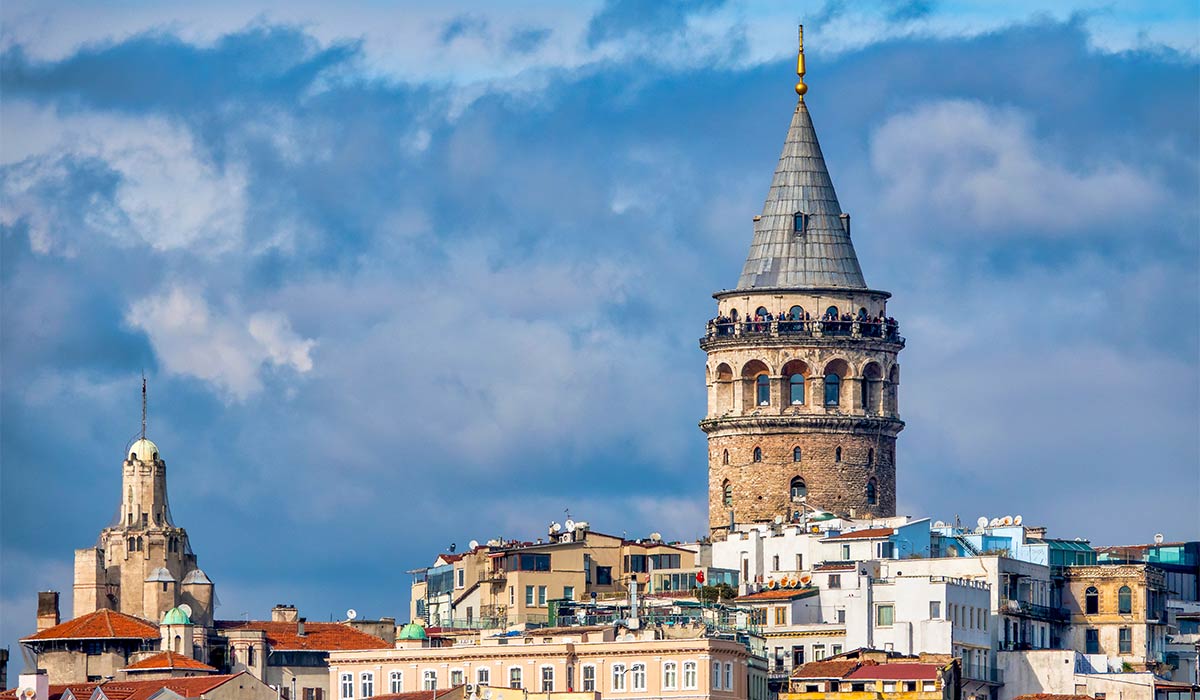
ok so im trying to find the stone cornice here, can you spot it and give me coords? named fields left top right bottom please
left=700, top=335, right=904, bottom=353
left=700, top=415, right=904, bottom=436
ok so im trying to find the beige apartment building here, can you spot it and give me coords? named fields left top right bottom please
left=1062, top=564, right=1169, bottom=671
left=410, top=524, right=735, bottom=629
left=328, top=625, right=768, bottom=700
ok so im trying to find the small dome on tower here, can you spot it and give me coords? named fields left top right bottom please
left=181, top=569, right=212, bottom=586
left=398, top=623, right=427, bottom=640
left=145, top=567, right=175, bottom=583
left=161, top=606, right=192, bottom=625
left=128, top=438, right=160, bottom=462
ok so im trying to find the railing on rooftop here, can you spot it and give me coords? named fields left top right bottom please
left=962, top=665, right=1004, bottom=684
left=999, top=597, right=1070, bottom=623
left=705, top=319, right=903, bottom=344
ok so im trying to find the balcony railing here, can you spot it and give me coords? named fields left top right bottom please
left=705, top=319, right=903, bottom=344
left=999, top=597, right=1070, bottom=623
left=962, top=665, right=1004, bottom=685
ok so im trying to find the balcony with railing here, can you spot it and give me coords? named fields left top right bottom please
left=962, top=664, right=1004, bottom=685
left=704, top=318, right=903, bottom=345
left=999, top=597, right=1070, bottom=623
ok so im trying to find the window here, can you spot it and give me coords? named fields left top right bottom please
left=1119, top=627, right=1132, bottom=654
left=922, top=682, right=936, bottom=692
left=631, top=664, right=646, bottom=691
left=448, top=670, right=462, bottom=686
left=866, top=479, right=877, bottom=505
left=1085, top=628, right=1100, bottom=654
left=526, top=585, right=535, bottom=606
left=930, top=601, right=941, bottom=619
left=722, top=449, right=729, bottom=465
left=793, top=211, right=807, bottom=233
left=1118, top=586, right=1132, bottom=614
left=509, top=667, right=522, bottom=689
left=1085, top=586, right=1099, bottom=614
left=828, top=574, right=841, bottom=588
left=456, top=568, right=464, bottom=588
left=835, top=446, right=842, bottom=462
left=723, top=663, right=732, bottom=691
left=775, top=606, right=788, bottom=625
left=753, top=446, right=763, bottom=462
left=504, top=553, right=552, bottom=571
left=756, top=374, right=770, bottom=406
left=793, top=446, right=802, bottom=462
left=597, top=566, right=613, bottom=585
left=662, top=662, right=678, bottom=690
left=796, top=554, right=804, bottom=570
left=841, top=544, right=851, bottom=560
left=389, top=672, right=402, bottom=694
left=790, top=374, right=805, bottom=404
left=826, top=306, right=838, bottom=318
left=878, top=541, right=894, bottom=558
left=611, top=664, right=626, bottom=691
left=340, top=674, right=353, bottom=699
left=541, top=667, right=554, bottom=692
left=477, top=668, right=490, bottom=686
left=791, top=476, right=807, bottom=502
left=722, top=480, right=732, bottom=507
left=832, top=644, right=843, bottom=655
left=711, top=661, right=721, bottom=689
left=360, top=673, right=373, bottom=698
left=683, top=661, right=697, bottom=689
left=836, top=608, right=846, bottom=624
left=876, top=604, right=895, bottom=627
left=582, top=665, right=595, bottom=692
left=538, top=585, right=547, bottom=606
left=825, top=374, right=840, bottom=406
left=563, top=586, right=574, bottom=600
left=868, top=448, right=874, bottom=466
left=813, top=644, right=826, bottom=661
left=423, top=670, right=438, bottom=690
left=790, top=305, right=804, bottom=320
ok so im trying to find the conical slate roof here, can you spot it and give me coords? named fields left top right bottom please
left=736, top=98, right=867, bottom=291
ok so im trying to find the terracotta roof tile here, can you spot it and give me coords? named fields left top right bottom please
left=736, top=588, right=819, bottom=602
left=826, top=528, right=894, bottom=540
left=792, top=660, right=863, bottom=679
left=23, top=610, right=159, bottom=641
left=96, top=673, right=248, bottom=700
left=124, top=652, right=217, bottom=672
left=0, top=683, right=101, bottom=700
left=370, top=688, right=465, bottom=700
left=1013, top=695, right=1095, bottom=700
left=846, top=663, right=940, bottom=681
left=214, top=621, right=390, bottom=651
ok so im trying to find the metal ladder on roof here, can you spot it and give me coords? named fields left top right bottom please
left=955, top=535, right=982, bottom=556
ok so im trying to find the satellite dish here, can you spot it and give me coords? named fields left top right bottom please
left=1002, top=516, right=1013, bottom=526
left=774, top=515, right=785, bottom=525
left=551, top=522, right=562, bottom=533
left=469, top=539, right=480, bottom=550
left=1154, top=533, right=1164, bottom=544
left=976, top=516, right=988, bottom=529
left=1013, top=515, right=1023, bottom=526
left=178, top=603, right=193, bottom=618
left=933, top=521, right=945, bottom=528
left=346, top=608, right=358, bottom=620
left=565, top=519, right=576, bottom=532
left=989, top=518, right=1001, bottom=527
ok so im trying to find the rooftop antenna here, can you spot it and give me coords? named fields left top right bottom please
left=141, top=372, right=148, bottom=440
left=795, top=25, right=808, bottom=99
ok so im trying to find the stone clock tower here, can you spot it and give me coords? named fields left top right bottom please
left=701, top=27, right=904, bottom=535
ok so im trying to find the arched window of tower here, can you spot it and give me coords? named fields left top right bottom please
left=868, top=448, right=874, bottom=467
left=792, top=447, right=802, bottom=462
left=730, top=308, right=739, bottom=322
left=753, top=447, right=763, bottom=463
left=790, top=477, right=808, bottom=502
left=755, top=306, right=769, bottom=317
left=721, top=480, right=732, bottom=507
left=824, top=373, right=841, bottom=407
left=722, top=449, right=729, bottom=465
left=835, top=447, right=842, bottom=462
left=789, top=305, right=804, bottom=320
left=742, top=360, right=770, bottom=410
left=866, top=478, right=878, bottom=505
left=863, top=362, right=883, bottom=414
left=825, top=306, right=838, bottom=318
left=756, top=374, right=770, bottom=406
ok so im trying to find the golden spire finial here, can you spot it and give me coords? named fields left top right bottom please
left=795, top=24, right=808, bottom=99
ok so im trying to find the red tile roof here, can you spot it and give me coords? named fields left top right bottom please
left=369, top=688, right=465, bottom=700
left=124, top=652, right=217, bottom=672
left=0, top=683, right=101, bottom=700
left=846, top=663, right=940, bottom=681
left=826, top=528, right=894, bottom=540
left=736, top=587, right=819, bottom=602
left=214, top=621, right=390, bottom=651
left=1013, top=695, right=1094, bottom=700
left=792, top=660, right=863, bottom=679
left=95, top=673, right=249, bottom=700
left=23, top=610, right=159, bottom=641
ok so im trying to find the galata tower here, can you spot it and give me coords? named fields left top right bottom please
left=702, top=27, right=904, bottom=535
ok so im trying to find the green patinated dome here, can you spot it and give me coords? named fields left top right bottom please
left=161, top=607, right=191, bottom=625
left=398, top=623, right=427, bottom=640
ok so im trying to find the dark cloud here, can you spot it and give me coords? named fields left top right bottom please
left=586, top=0, right=726, bottom=47
left=1, top=16, right=1197, bottom=657
left=439, top=14, right=489, bottom=45
left=506, top=26, right=552, bottom=55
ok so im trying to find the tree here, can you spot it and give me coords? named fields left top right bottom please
left=696, top=583, right=736, bottom=603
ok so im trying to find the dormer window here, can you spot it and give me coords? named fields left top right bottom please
left=793, top=211, right=808, bottom=234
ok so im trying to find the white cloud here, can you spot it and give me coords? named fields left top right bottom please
left=0, top=102, right=247, bottom=254
left=869, top=99, right=1165, bottom=234
left=126, top=286, right=315, bottom=401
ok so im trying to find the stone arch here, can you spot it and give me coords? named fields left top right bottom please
left=823, top=359, right=850, bottom=408
left=782, top=359, right=809, bottom=406
left=790, top=476, right=808, bottom=502
left=862, top=361, right=883, bottom=414
left=721, top=479, right=733, bottom=508
left=713, top=362, right=735, bottom=415
left=742, top=360, right=771, bottom=409
left=866, top=478, right=878, bottom=505
left=886, top=364, right=901, bottom=415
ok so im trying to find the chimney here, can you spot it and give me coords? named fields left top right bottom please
left=37, top=592, right=60, bottom=632
left=19, top=671, right=49, bottom=700
left=297, top=618, right=306, bottom=637
left=271, top=604, right=298, bottom=623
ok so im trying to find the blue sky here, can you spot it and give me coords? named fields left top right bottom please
left=2, top=0, right=1198, bottom=655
